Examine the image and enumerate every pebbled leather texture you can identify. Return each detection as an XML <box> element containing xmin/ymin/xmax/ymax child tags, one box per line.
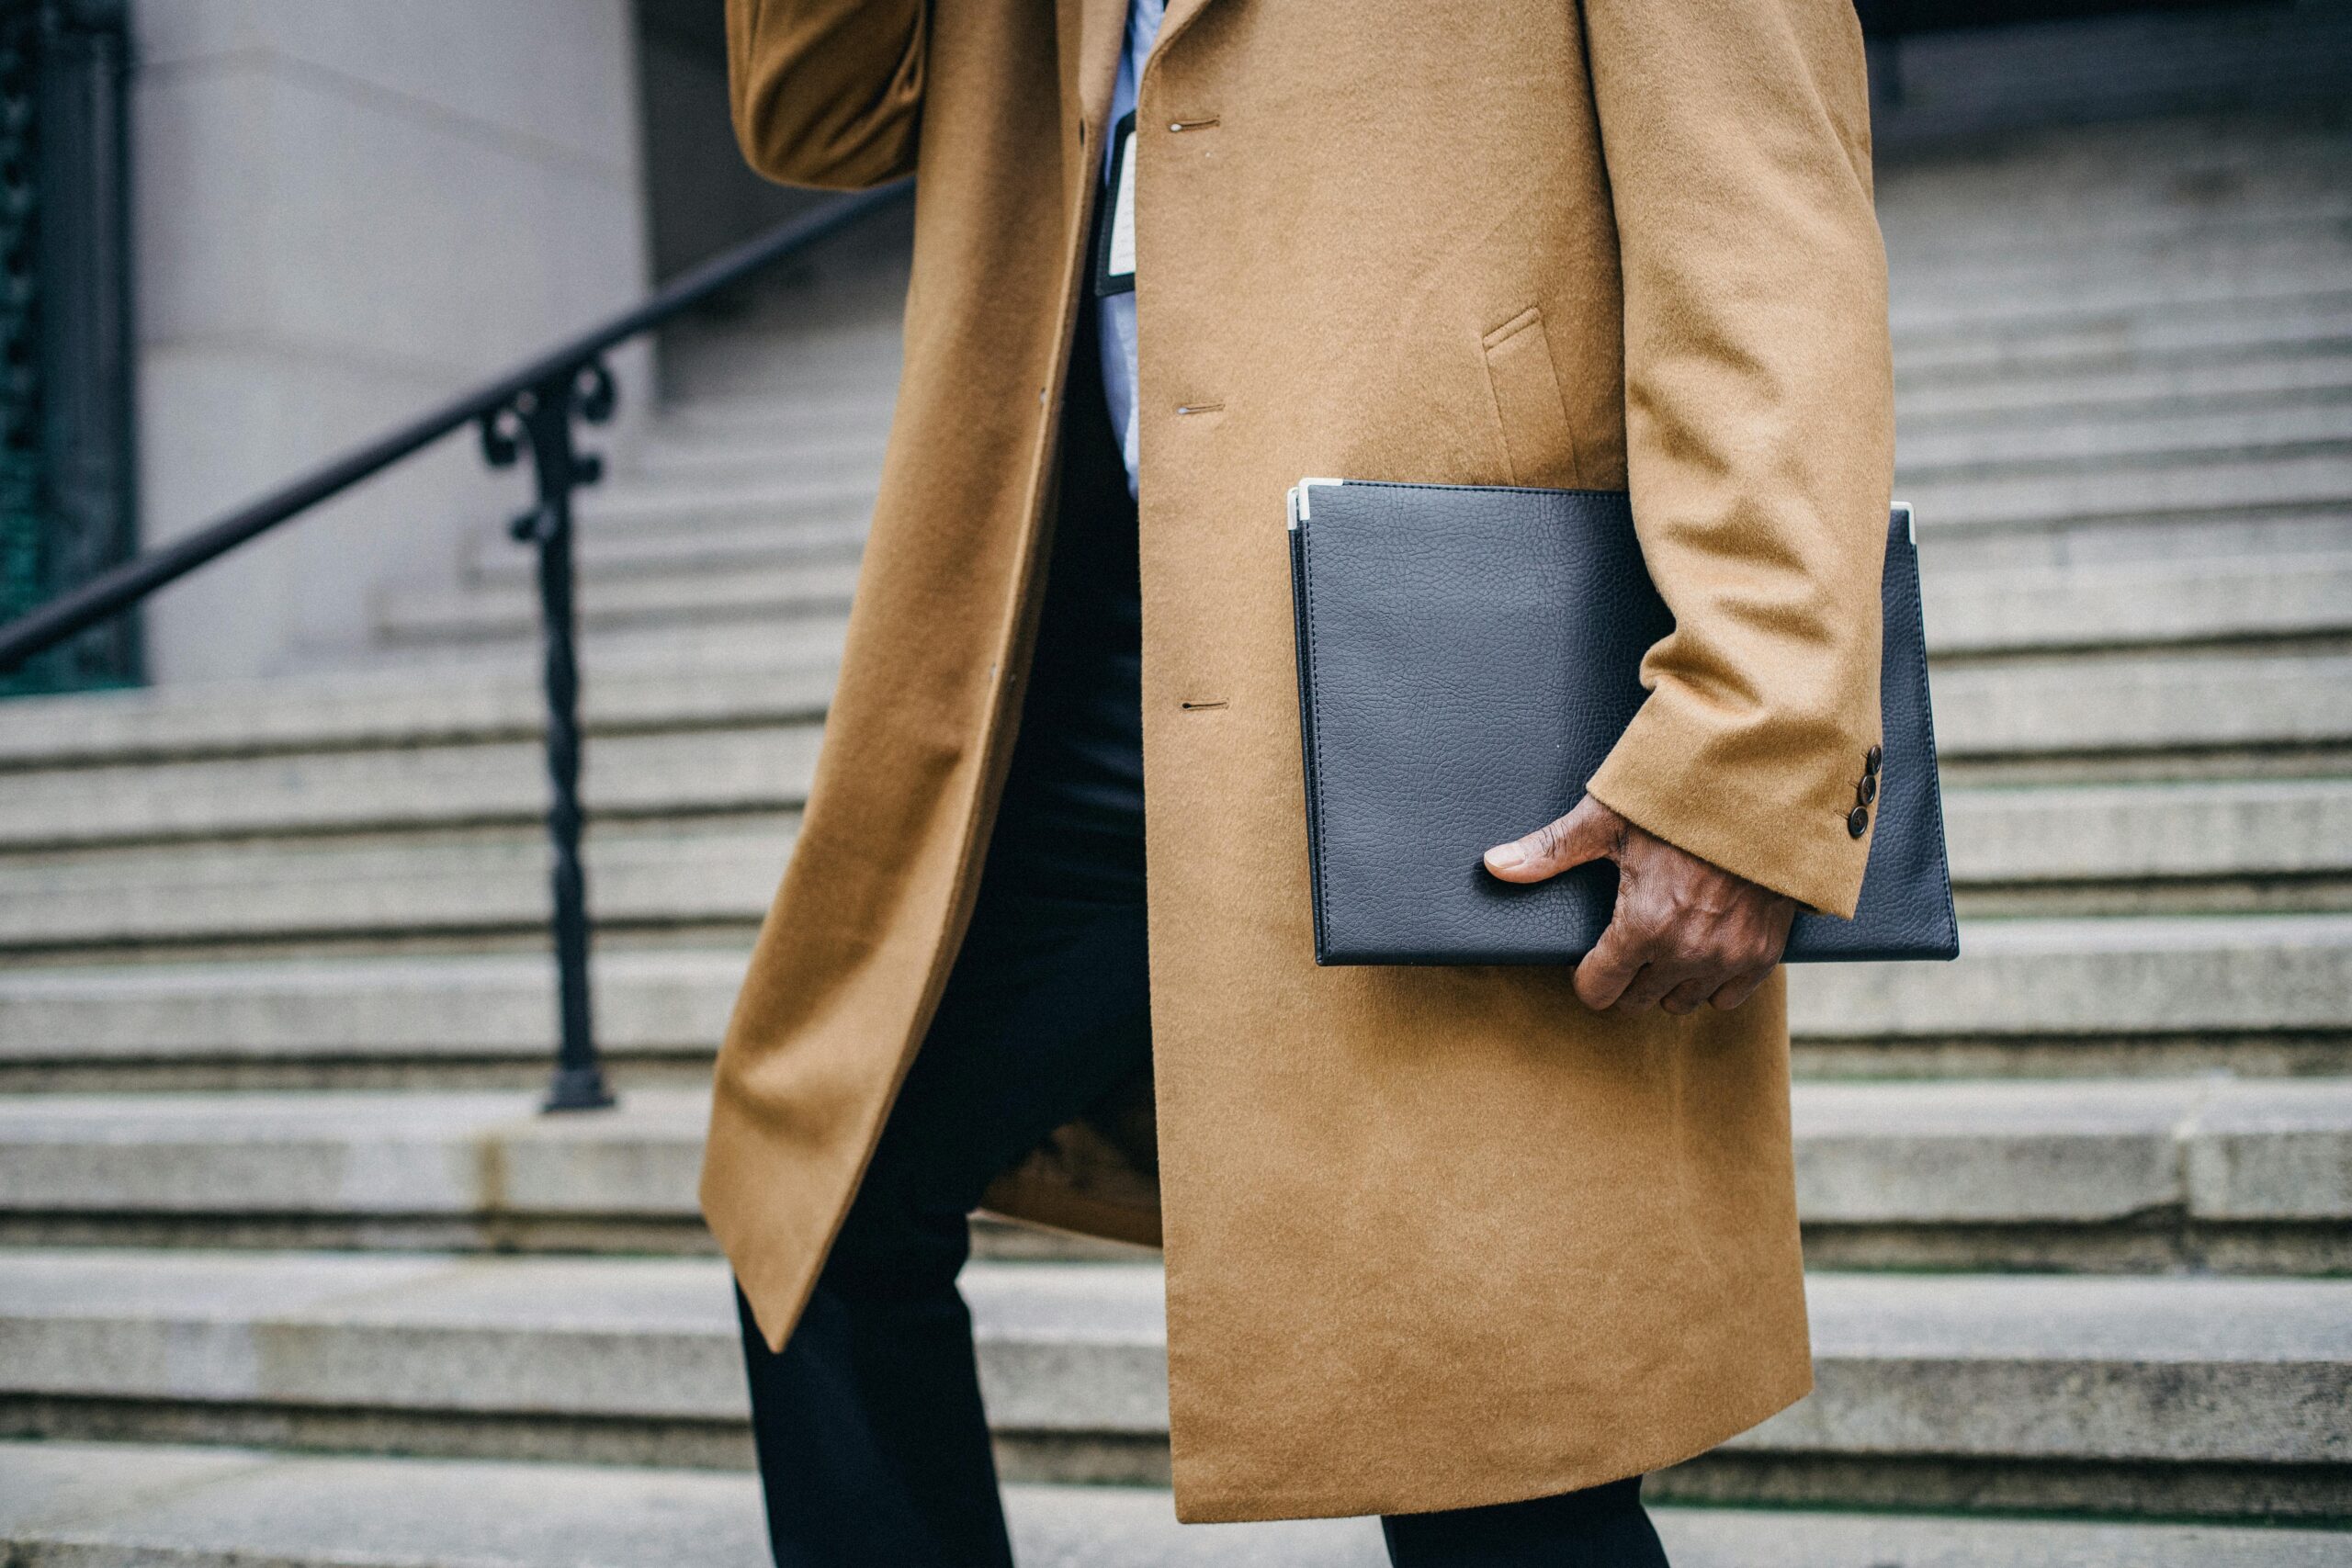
<box><xmin>1290</xmin><ymin>482</ymin><xmax>1958</xmax><ymax>965</ymax></box>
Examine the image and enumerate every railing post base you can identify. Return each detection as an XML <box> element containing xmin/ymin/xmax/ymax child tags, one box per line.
<box><xmin>543</xmin><ymin>1063</ymin><xmax>616</xmax><ymax>1114</ymax></box>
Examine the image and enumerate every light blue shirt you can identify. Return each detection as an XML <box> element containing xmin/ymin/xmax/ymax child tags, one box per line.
<box><xmin>1098</xmin><ymin>0</ymin><xmax>1164</xmax><ymax>501</ymax></box>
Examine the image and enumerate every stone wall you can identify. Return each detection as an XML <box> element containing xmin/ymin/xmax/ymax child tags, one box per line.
<box><xmin>130</xmin><ymin>0</ymin><xmax>651</xmax><ymax>682</ymax></box>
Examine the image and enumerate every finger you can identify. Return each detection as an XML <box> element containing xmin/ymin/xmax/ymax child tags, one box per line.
<box><xmin>1709</xmin><ymin>967</ymin><xmax>1773</xmax><ymax>1011</ymax></box>
<box><xmin>1486</xmin><ymin>796</ymin><xmax>1617</xmax><ymax>884</ymax></box>
<box><xmin>1611</xmin><ymin>958</ymin><xmax>1691</xmax><ymax>1016</ymax></box>
<box><xmin>1572</xmin><ymin>917</ymin><xmax>1652</xmax><ymax>1011</ymax></box>
<box><xmin>1659</xmin><ymin>976</ymin><xmax>1713</xmax><ymax>1016</ymax></box>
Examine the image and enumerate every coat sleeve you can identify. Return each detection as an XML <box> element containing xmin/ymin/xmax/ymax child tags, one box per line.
<box><xmin>1577</xmin><ymin>0</ymin><xmax>1894</xmax><ymax>919</ymax></box>
<box><xmin>726</xmin><ymin>0</ymin><xmax>927</xmax><ymax>189</ymax></box>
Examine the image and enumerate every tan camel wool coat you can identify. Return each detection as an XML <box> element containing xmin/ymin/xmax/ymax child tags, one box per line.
<box><xmin>701</xmin><ymin>0</ymin><xmax>1894</xmax><ymax>1524</ymax></box>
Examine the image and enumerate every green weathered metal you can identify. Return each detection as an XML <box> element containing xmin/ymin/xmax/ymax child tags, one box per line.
<box><xmin>0</xmin><ymin>0</ymin><xmax>136</xmax><ymax>696</ymax></box>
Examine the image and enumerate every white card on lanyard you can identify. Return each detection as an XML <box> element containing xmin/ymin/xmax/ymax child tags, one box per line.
<box><xmin>1092</xmin><ymin>108</ymin><xmax>1137</xmax><ymax>297</ymax></box>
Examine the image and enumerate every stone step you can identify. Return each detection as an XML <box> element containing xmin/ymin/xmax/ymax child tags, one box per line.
<box><xmin>0</xmin><ymin>1077</ymin><xmax>2342</xmax><ymax>1272</ymax></box>
<box><xmin>1886</xmin><ymin>190</ymin><xmax>2352</xmax><ymax>261</ymax></box>
<box><xmin>571</xmin><ymin>471</ymin><xmax>879</xmax><ymax>536</ymax></box>
<box><xmin>12</xmin><ymin>1441</ymin><xmax>2342</xmax><ymax>1568</ymax></box>
<box><xmin>0</xmin><ymin>915</ymin><xmax>2344</xmax><ymax>1091</ymax></box>
<box><xmin>653</xmin><ymin>353</ymin><xmax>897</xmax><ymax>404</ymax></box>
<box><xmin>1928</xmin><ymin>650</ymin><xmax>2352</xmax><ymax>774</ymax></box>
<box><xmin>377</xmin><ymin>559</ymin><xmax>860</xmax><ymax>647</ymax></box>
<box><xmin>1793</xmin><ymin>1076</ymin><xmax>2352</xmax><ymax>1272</ymax></box>
<box><xmin>1895</xmin><ymin>401</ymin><xmax>2351</xmax><ymax>480</ymax></box>
<box><xmin>1920</xmin><ymin>552</ymin><xmax>2352</xmax><ymax>658</ymax></box>
<box><xmin>0</xmin><ymin>724</ymin><xmax>821</xmax><ymax>851</ymax></box>
<box><xmin>0</xmin><ymin>1252</ymin><xmax>2342</xmax><ymax>1517</ymax></box>
<box><xmin>655</xmin><ymin>312</ymin><xmax>901</xmax><ymax>372</ymax></box>
<box><xmin>652</xmin><ymin>392</ymin><xmax>897</xmax><ymax>443</ymax></box>
<box><xmin>1883</xmin><ymin>165</ymin><xmax>2352</xmax><ymax>245</ymax></box>
<box><xmin>1876</xmin><ymin>121</ymin><xmax>2352</xmax><ymax>243</ymax></box>
<box><xmin>0</xmin><ymin>820</ymin><xmax>799</xmax><ymax>953</ymax></box>
<box><xmin>1908</xmin><ymin>450</ymin><xmax>2352</xmax><ymax>535</ymax></box>
<box><xmin>1917</xmin><ymin>506</ymin><xmax>2352</xmax><ymax>574</ymax></box>
<box><xmin>0</xmin><ymin>948</ymin><xmax>749</xmax><ymax>1089</ymax></box>
<box><xmin>1940</xmin><ymin>777</ymin><xmax>2352</xmax><ymax>915</ymax></box>
<box><xmin>654</xmin><ymin>331</ymin><xmax>895</xmax><ymax>383</ymax></box>
<box><xmin>1790</xmin><ymin>914</ymin><xmax>2352</xmax><ymax>1077</ymax></box>
<box><xmin>2</xmin><ymin>775</ymin><xmax>2342</xmax><ymax>957</ymax></box>
<box><xmin>1885</xmin><ymin>117</ymin><xmax>2350</xmax><ymax>184</ymax></box>
<box><xmin>0</xmin><ymin>1088</ymin><xmax>718</xmax><ymax>1254</ymax></box>
<box><xmin>464</xmin><ymin>513</ymin><xmax>867</xmax><ymax>586</ymax></box>
<box><xmin>618</xmin><ymin>427</ymin><xmax>888</xmax><ymax>485</ymax></box>
<box><xmin>1883</xmin><ymin>132</ymin><xmax>2352</xmax><ymax>203</ymax></box>
<box><xmin>1882</xmin><ymin>157</ymin><xmax>2352</xmax><ymax>228</ymax></box>
<box><xmin>1894</xmin><ymin>344</ymin><xmax>2352</xmax><ymax>429</ymax></box>
<box><xmin>1889</xmin><ymin>243</ymin><xmax>2352</xmax><ymax>334</ymax></box>
<box><xmin>0</xmin><ymin>653</ymin><xmax>838</xmax><ymax>772</ymax></box>
<box><xmin>1894</xmin><ymin>292</ymin><xmax>2352</xmax><ymax>382</ymax></box>
<box><xmin>334</xmin><ymin>617</ymin><xmax>855</xmax><ymax>679</ymax></box>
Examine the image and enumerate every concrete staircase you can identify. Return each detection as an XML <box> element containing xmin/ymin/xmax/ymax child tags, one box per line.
<box><xmin>4</xmin><ymin>107</ymin><xmax>2350</xmax><ymax>1565</ymax></box>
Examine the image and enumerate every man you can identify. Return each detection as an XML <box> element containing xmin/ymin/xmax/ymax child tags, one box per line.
<box><xmin>702</xmin><ymin>0</ymin><xmax>1893</xmax><ymax>1562</ymax></box>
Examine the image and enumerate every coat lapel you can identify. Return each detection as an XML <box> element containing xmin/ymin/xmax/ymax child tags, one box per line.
<box><xmin>1149</xmin><ymin>0</ymin><xmax>1228</xmax><ymax>81</ymax></box>
<box><xmin>1057</xmin><ymin>0</ymin><xmax>1134</xmax><ymax>215</ymax></box>
<box><xmin>1073</xmin><ymin>0</ymin><xmax>1131</xmax><ymax>130</ymax></box>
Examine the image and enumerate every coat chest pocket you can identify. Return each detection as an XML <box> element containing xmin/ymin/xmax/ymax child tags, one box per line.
<box><xmin>1480</xmin><ymin>306</ymin><xmax>1583</xmax><ymax>489</ymax></box>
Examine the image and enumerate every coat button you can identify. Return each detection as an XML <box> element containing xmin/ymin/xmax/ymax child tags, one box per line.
<box><xmin>1865</xmin><ymin>744</ymin><xmax>1883</xmax><ymax>775</ymax></box>
<box><xmin>1857</xmin><ymin>773</ymin><xmax>1878</xmax><ymax>807</ymax></box>
<box><xmin>1847</xmin><ymin>805</ymin><xmax>1871</xmax><ymax>839</ymax></box>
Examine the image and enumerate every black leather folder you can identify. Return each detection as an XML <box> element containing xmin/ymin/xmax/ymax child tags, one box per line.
<box><xmin>1286</xmin><ymin>479</ymin><xmax>1958</xmax><ymax>965</ymax></box>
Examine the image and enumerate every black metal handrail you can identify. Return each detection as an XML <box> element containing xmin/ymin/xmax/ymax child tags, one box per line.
<box><xmin>0</xmin><ymin>175</ymin><xmax>913</xmax><ymax>1111</ymax></box>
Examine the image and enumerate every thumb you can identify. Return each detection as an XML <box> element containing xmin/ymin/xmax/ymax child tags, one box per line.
<box><xmin>1484</xmin><ymin>795</ymin><xmax>1623</xmax><ymax>885</ymax></box>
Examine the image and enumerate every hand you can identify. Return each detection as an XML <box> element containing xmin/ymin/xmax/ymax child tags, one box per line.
<box><xmin>1484</xmin><ymin>795</ymin><xmax>1795</xmax><ymax>1016</ymax></box>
